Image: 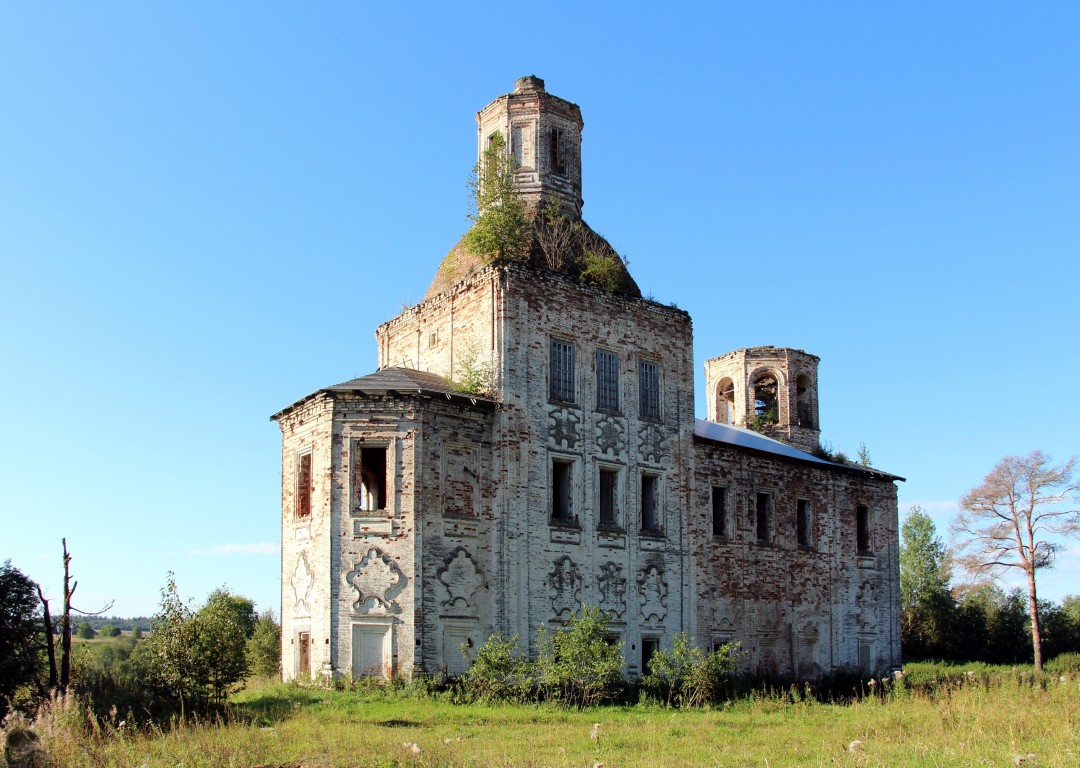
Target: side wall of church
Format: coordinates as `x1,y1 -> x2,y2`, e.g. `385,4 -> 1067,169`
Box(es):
376,268 -> 500,387
692,439 -> 901,676
493,266 -> 697,673
278,395 -> 335,682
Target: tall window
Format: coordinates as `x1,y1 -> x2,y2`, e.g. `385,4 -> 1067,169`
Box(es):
641,474 -> 660,532
596,349 -> 619,411
551,458 -> 574,522
796,499 -> 811,547
639,360 -> 660,419
755,492 -> 771,543
599,467 -> 618,526
296,452 -> 312,518
353,446 -> 387,513
549,127 -> 566,175
856,505 -> 871,553
550,338 -> 575,402
711,486 -> 728,538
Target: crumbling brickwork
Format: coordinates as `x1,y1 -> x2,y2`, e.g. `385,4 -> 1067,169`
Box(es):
272,77 -> 902,682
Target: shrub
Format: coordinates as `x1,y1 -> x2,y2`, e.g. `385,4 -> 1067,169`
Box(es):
461,633 -> 533,703
98,624 -> 121,638
536,607 -> 623,709
642,634 -> 739,707
75,622 -> 96,640
1046,652 -> 1080,677
247,611 -> 281,678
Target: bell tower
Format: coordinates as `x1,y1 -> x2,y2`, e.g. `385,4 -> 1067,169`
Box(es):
704,346 -> 821,452
475,75 -> 584,218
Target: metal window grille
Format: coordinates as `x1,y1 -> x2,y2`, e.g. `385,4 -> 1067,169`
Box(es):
550,339 -> 575,401
599,469 -> 618,525
596,349 -> 619,410
639,360 -> 660,418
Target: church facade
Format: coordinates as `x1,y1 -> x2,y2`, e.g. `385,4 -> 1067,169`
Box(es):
272,77 -> 902,682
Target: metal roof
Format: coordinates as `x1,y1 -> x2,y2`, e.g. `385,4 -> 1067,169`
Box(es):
270,367 -> 495,421
693,419 -> 904,481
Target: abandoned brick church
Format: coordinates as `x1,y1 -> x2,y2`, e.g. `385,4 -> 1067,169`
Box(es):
272,76 -> 903,681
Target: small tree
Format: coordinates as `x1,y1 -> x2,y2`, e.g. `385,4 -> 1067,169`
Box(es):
76,621 -> 97,640
246,610 -> 281,678
461,633 -> 534,703
900,505 -> 956,659
138,573 -> 200,714
463,132 -> 531,264
193,588 -> 253,702
0,561 -> 45,717
98,624 -> 121,638
952,451 -> 1079,670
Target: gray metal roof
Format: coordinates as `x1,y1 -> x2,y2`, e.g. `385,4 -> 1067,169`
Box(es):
693,419 -> 904,481
270,367 -> 495,421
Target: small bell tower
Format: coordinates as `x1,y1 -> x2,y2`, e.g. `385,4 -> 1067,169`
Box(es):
475,76 -> 584,218
704,347 -> 821,452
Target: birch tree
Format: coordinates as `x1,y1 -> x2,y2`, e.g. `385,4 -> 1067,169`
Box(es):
952,451 -> 1079,670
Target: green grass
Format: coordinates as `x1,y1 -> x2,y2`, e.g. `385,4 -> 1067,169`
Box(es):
22,673 -> 1080,767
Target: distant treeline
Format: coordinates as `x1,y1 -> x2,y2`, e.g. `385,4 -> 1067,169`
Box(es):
76,616 -> 151,632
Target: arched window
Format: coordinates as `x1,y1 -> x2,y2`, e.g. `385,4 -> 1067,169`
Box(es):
715,378 -> 735,424
753,373 -> 779,424
796,373 -> 815,429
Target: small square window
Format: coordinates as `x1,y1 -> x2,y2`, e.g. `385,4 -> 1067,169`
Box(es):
599,467 -> 618,527
550,338 -> 575,402
641,474 -> 660,532
711,487 -> 728,538
596,349 -> 619,411
639,360 -> 661,419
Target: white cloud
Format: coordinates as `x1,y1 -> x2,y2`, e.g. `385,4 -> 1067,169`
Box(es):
190,543 -> 279,556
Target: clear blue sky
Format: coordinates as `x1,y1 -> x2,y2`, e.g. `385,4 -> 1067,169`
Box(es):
2,3 -> 1078,617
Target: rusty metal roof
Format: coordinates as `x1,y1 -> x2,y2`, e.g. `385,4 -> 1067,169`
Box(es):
693,419 -> 905,481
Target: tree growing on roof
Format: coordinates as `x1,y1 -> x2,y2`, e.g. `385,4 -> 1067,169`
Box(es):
951,451 -> 1079,670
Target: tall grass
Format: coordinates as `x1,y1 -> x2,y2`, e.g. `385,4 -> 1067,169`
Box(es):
7,671 -> 1078,767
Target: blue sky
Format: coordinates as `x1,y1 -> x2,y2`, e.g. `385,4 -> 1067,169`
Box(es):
2,3 -> 1078,616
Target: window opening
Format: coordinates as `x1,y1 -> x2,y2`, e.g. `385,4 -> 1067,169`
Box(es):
796,373 -> 815,428
296,453 -> 312,518
552,459 -> 573,522
716,378 -> 734,424
753,373 -> 779,423
641,474 -> 660,532
797,499 -> 811,547
641,638 -> 660,674
356,447 -> 387,512
639,360 -> 660,419
596,349 -> 619,411
549,127 -> 566,175
755,492 -> 771,543
711,486 -> 728,538
550,338 -> 575,402
599,468 -> 618,526
857,505 -> 871,553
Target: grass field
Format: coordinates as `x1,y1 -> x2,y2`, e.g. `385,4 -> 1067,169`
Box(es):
21,671 -> 1080,767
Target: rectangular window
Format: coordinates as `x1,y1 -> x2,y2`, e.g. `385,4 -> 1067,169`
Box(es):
353,446 -> 387,512
639,360 -> 660,419
552,458 -> 574,522
857,505 -> 871,553
641,637 -> 660,674
797,499 -> 811,547
296,452 -> 312,518
599,467 -> 618,526
549,127 -> 566,175
755,492 -> 771,543
711,486 -> 728,538
596,349 -> 619,411
641,474 -> 660,532
550,338 -> 575,402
